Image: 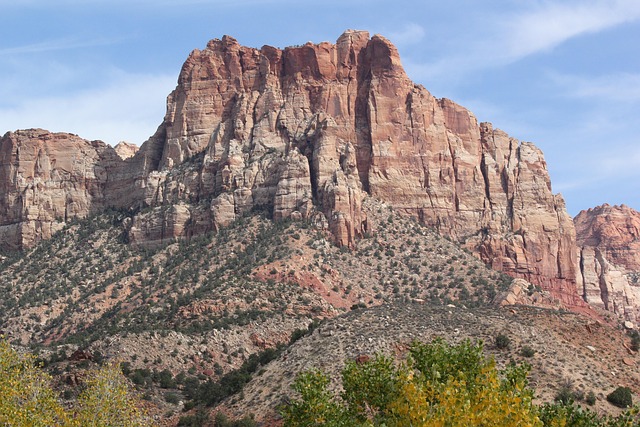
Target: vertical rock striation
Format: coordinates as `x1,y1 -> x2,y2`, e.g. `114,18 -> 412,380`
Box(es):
0,31 -> 583,307
0,129 -> 121,250
575,204 -> 640,321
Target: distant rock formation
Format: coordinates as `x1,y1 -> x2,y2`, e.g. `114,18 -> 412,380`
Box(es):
0,31 -> 583,308
113,141 -> 139,160
0,129 -> 121,250
575,204 -> 640,321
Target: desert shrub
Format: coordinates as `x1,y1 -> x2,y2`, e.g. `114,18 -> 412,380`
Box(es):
555,385 -> 577,405
586,391 -> 597,406
494,333 -> 511,350
607,386 -> 633,408
164,391 -> 180,404
178,408 -> 210,426
213,412 -> 257,426
629,330 -> 640,352
521,345 -> 536,358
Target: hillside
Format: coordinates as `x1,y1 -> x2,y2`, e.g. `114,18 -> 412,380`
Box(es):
223,303 -> 640,424
0,197 -> 533,421
0,30 -> 638,425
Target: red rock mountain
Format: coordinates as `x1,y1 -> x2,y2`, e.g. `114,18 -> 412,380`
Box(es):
575,204 -> 640,321
0,30 -> 582,307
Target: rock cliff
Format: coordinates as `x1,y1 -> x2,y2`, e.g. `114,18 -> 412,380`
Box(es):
0,31 -> 582,307
0,129 -> 122,250
575,204 -> 640,321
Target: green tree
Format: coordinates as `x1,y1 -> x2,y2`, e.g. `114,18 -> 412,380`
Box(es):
281,338 -> 640,427
282,338 -> 542,426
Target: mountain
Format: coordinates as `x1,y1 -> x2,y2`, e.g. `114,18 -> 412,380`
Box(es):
0,30 -> 581,309
576,204 -> 640,323
1,30 -> 638,424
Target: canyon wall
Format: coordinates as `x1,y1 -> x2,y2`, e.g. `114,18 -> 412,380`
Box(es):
0,31 -> 582,307
575,204 -> 640,321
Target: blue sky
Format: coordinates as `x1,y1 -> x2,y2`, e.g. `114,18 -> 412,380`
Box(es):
0,0 -> 638,215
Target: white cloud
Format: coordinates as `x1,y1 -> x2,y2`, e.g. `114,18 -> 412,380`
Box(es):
405,0 -> 640,82
550,72 -> 640,102
503,0 -> 640,60
0,37 -> 120,56
0,72 -> 176,145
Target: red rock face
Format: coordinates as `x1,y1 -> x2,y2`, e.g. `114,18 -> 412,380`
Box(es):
138,31 -> 578,303
0,129 -> 121,250
575,204 -> 640,320
0,31 -> 584,308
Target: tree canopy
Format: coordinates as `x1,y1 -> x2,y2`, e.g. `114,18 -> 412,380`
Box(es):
281,338 -> 639,427
0,336 -> 152,427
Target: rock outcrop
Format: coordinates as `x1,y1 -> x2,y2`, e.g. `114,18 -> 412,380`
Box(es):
0,31 -> 583,308
575,204 -> 640,321
0,129 -> 122,250
113,141 -> 139,160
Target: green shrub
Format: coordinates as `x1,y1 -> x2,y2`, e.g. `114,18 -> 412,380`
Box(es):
494,333 -> 511,350
586,391 -> 597,406
607,386 -> 633,408
164,391 -> 180,405
629,330 -> 640,352
178,408 -> 210,426
555,386 -> 576,405
520,346 -> 535,358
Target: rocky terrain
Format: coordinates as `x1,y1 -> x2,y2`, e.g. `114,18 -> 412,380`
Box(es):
0,30 -> 580,310
0,199 -> 636,425
222,303 -> 640,424
0,30 -> 639,425
575,204 -> 640,322
0,200 -> 532,421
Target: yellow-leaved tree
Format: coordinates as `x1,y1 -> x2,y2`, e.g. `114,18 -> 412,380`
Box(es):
0,338 -> 69,427
74,362 -> 151,427
282,338 -> 542,427
281,338 -> 640,426
0,337 -> 152,427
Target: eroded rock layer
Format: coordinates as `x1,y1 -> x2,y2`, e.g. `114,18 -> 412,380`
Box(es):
0,129 -> 122,250
575,204 -> 640,321
0,31 -> 582,307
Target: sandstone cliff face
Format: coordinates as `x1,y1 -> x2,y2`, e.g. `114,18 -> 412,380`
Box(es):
575,204 -> 640,321
0,31 -> 582,307
113,141 -> 139,160
0,129 -> 122,250
127,30 -> 578,303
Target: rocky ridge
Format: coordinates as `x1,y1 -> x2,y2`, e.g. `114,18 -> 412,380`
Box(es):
0,30 -> 582,310
575,204 -> 640,322
222,303 -> 640,424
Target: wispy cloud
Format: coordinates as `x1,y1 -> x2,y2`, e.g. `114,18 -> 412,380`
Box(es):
384,23 -> 425,47
405,0 -> 640,82
503,0 -> 640,60
0,72 -> 176,145
549,72 -> 640,102
0,36 -> 122,56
